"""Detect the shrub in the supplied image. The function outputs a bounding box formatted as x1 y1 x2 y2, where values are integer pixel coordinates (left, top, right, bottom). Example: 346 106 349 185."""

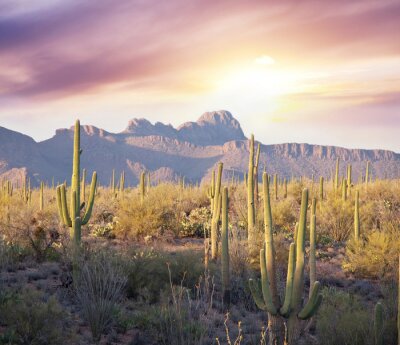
75 251 127 343
316 287 373 345
126 249 208 303
0 288 71 345
343 228 399 279
180 207 211 237
319 198 353 241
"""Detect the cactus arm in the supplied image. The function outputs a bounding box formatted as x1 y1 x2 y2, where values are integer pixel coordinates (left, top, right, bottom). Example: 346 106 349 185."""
81 172 97 225
60 185 72 227
280 243 295 317
259 248 278 315
309 214 316 294
298 281 322 320
56 186 66 225
249 279 267 310
291 189 308 311
262 172 280 307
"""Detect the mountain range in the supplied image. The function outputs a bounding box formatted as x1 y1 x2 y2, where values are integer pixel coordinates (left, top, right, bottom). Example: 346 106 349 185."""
0 110 399 187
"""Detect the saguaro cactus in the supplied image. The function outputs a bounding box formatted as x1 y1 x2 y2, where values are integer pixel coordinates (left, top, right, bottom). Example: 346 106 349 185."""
119 171 125 194
334 157 340 192
39 181 44 211
140 171 145 204
365 161 370 186
319 176 324 201
254 143 261 210
81 168 86 203
247 135 256 251
284 178 288 199
221 186 230 307
56 120 97 246
210 163 223 259
249 180 322 345
347 164 352 194
342 179 347 201
354 190 360 241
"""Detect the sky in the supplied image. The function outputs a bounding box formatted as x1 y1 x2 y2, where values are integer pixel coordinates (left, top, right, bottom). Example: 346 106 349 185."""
0 0 399 151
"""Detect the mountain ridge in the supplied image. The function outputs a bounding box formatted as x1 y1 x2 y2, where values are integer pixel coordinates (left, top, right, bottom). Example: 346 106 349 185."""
0 110 399 186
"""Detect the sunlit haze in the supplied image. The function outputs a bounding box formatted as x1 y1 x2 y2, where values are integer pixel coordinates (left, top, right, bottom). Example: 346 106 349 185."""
0 0 399 151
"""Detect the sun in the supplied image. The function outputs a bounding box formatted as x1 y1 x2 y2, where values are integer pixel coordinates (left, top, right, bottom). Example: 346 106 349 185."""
216 58 302 98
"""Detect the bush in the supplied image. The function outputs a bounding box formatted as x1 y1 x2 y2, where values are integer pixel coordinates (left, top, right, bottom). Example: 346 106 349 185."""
343 227 399 279
316 287 373 345
75 251 127 343
180 207 211 237
0 288 71 345
126 249 208 303
319 198 353 241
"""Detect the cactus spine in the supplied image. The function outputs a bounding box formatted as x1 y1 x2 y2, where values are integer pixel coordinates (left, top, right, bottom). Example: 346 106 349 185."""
374 302 384 345
354 190 360 240
56 120 97 246
249 181 322 345
221 186 230 307
211 163 223 259
247 135 256 250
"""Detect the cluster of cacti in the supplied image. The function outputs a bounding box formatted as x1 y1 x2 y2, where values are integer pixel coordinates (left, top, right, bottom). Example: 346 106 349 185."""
56 120 97 247
1 180 13 198
249 173 322 345
207 162 223 259
221 186 230 307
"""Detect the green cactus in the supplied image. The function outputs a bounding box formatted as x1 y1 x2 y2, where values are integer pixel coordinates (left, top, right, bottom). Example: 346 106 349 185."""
247 134 256 251
140 171 145 204
342 179 347 201
354 190 360 240
335 157 340 192
39 181 44 211
249 178 322 345
119 171 125 194
309 199 316 297
365 161 370 186
111 169 116 196
147 172 151 193
319 176 324 201
374 302 384 345
254 143 261 210
56 120 97 246
347 164 352 194
221 186 230 308
211 163 223 259
81 168 86 203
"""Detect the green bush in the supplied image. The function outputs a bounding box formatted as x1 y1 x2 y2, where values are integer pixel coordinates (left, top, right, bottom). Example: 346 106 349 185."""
180 207 211 237
0 288 71 345
316 287 373 345
343 227 399 279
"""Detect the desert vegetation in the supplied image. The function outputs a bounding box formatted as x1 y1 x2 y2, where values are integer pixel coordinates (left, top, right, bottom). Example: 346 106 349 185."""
0 120 399 344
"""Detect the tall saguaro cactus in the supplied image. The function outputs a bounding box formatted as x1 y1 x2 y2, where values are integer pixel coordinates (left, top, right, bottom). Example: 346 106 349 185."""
365 161 371 186
354 190 360 241
210 163 223 259
247 135 256 251
254 143 261 210
319 176 324 201
140 171 145 204
221 186 230 307
39 181 44 211
56 120 97 246
335 157 340 192
249 180 322 345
